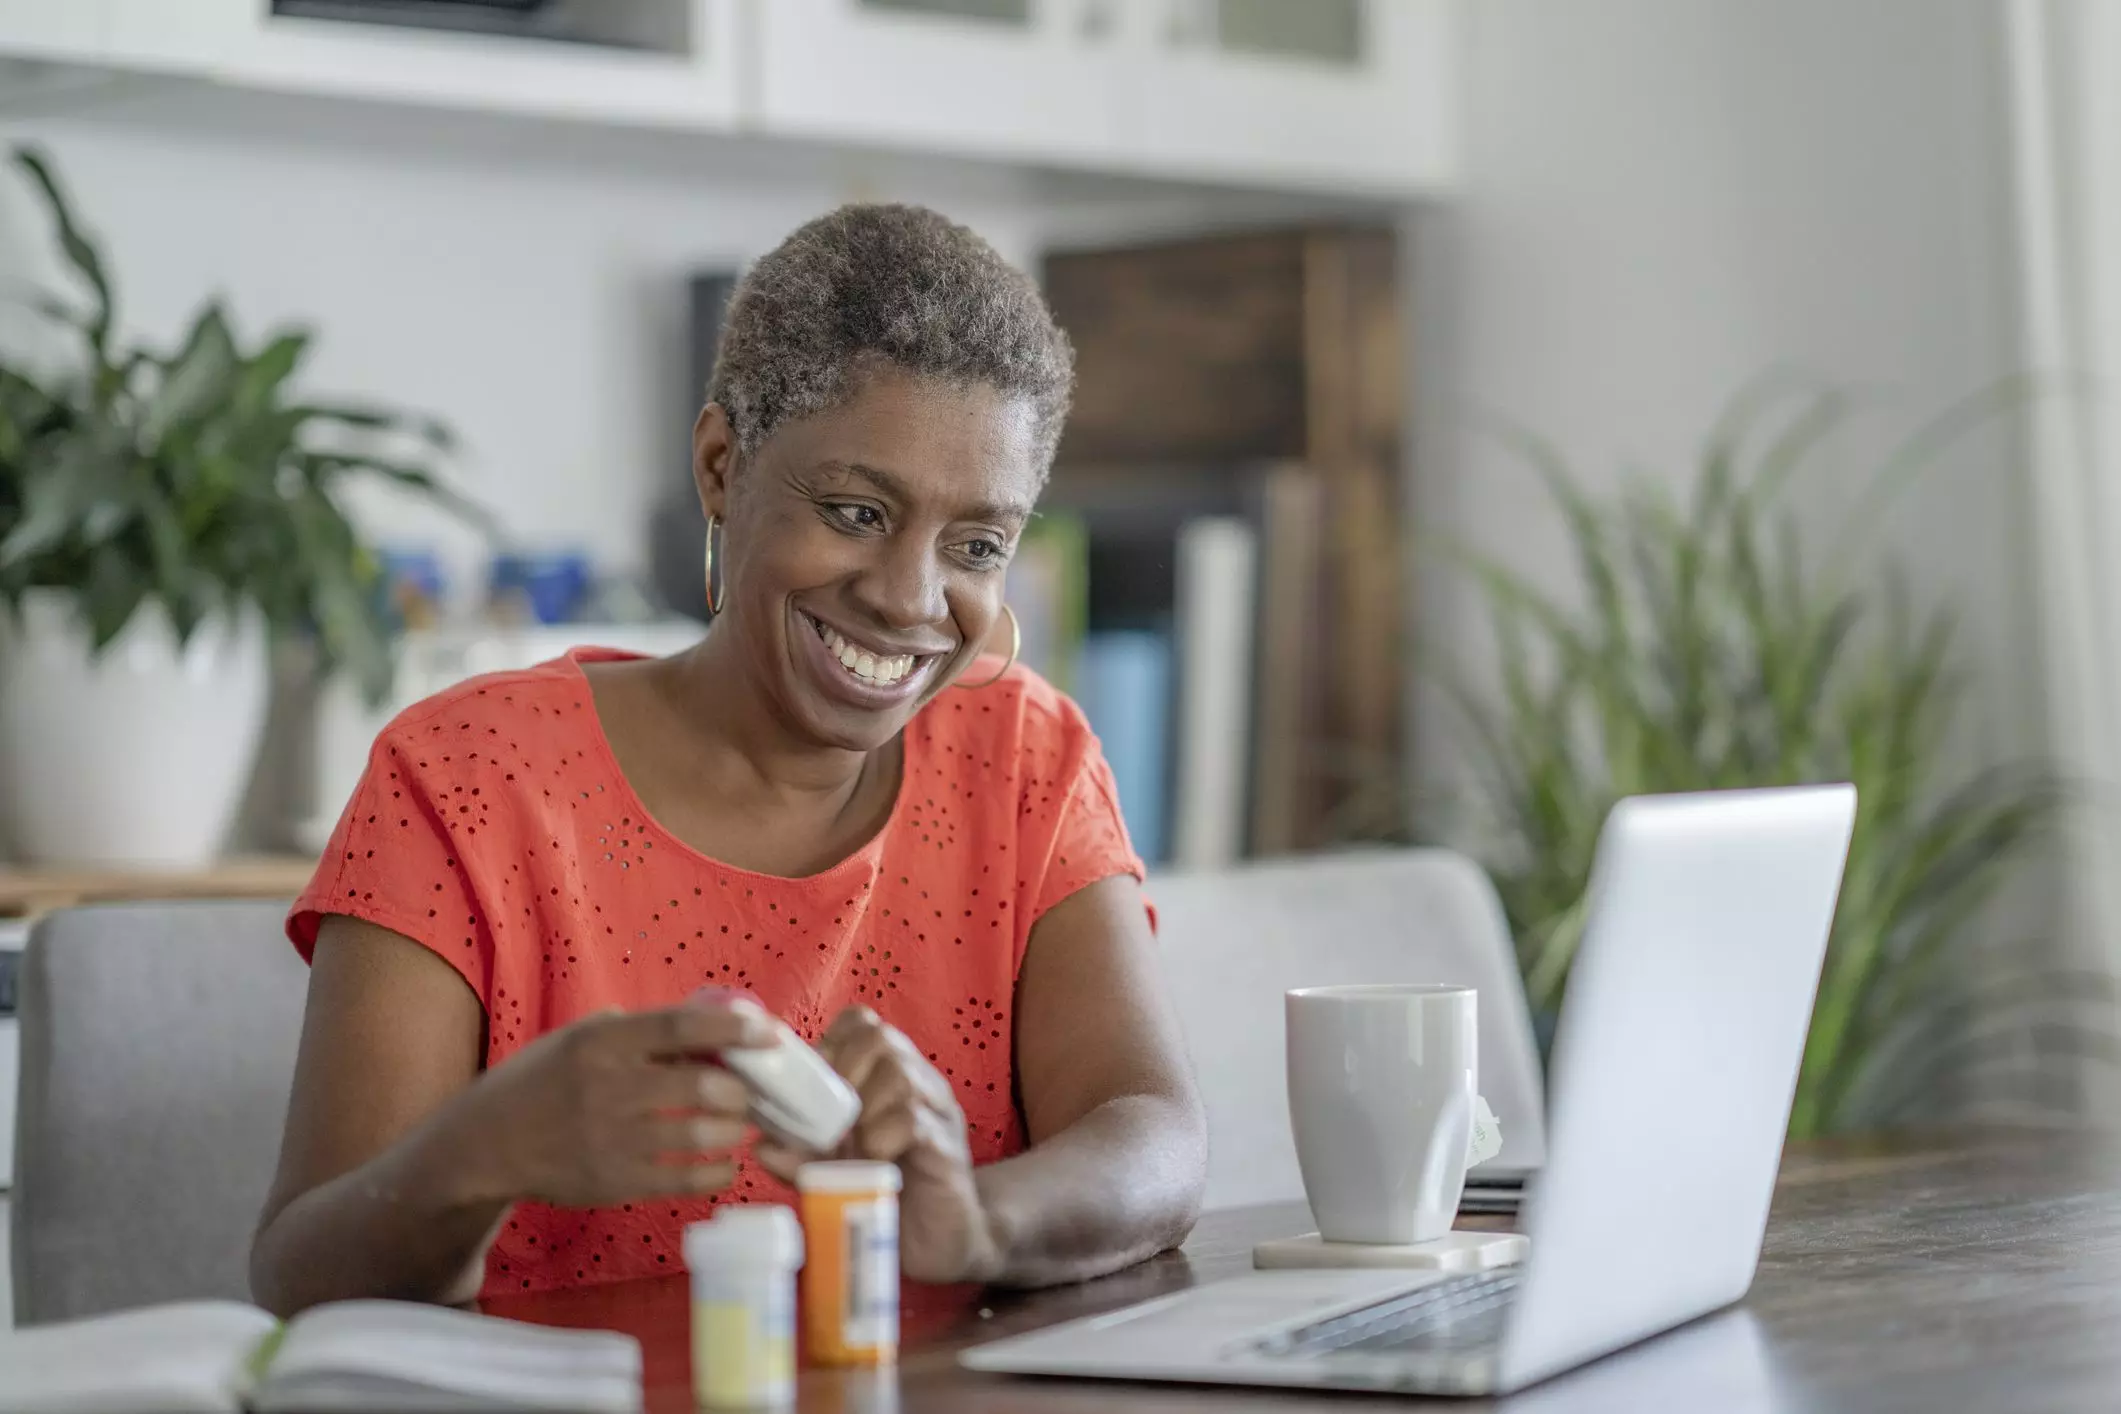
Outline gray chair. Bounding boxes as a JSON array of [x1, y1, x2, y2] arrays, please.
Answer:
[[11, 899, 307, 1325], [1150, 849, 1545, 1210]]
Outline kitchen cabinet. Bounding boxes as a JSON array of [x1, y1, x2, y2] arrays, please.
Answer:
[[0, 1, 104, 66], [747, 0, 1128, 167], [97, 0, 742, 129], [0, 0, 1458, 198], [749, 0, 1456, 193], [1117, 0, 1458, 193]]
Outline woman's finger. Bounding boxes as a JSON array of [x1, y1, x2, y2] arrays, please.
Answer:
[[851, 1099, 920, 1162], [912, 1098, 973, 1165], [635, 1000, 781, 1060], [820, 1005, 881, 1053], [881, 1027, 960, 1112], [753, 1141, 805, 1184], [826, 1023, 901, 1095], [851, 1056, 919, 1115], [643, 1113, 750, 1160], [667, 1158, 742, 1197], [629, 1062, 754, 1119], [590, 1153, 740, 1203]]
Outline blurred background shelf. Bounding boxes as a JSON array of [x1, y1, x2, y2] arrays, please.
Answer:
[[1028, 225, 1408, 868], [0, 857, 317, 921]]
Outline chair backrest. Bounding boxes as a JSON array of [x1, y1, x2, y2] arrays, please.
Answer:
[[11, 899, 307, 1325], [1149, 849, 1545, 1210]]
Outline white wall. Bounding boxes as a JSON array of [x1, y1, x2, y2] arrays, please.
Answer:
[[0, 95, 1060, 606], [1410, 0, 2042, 806]]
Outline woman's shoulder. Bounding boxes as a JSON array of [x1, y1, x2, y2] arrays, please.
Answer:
[[913, 661, 1108, 810], [373, 654, 596, 755], [918, 661, 1091, 750]]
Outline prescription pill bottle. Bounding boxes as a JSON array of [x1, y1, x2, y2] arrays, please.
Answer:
[[796, 1161, 903, 1367], [685, 1205, 803, 1410]]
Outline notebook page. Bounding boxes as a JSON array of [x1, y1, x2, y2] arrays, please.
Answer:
[[257, 1301, 640, 1414], [0, 1300, 275, 1414]]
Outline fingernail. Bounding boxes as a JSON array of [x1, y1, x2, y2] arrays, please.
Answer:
[[687, 992, 763, 1021]]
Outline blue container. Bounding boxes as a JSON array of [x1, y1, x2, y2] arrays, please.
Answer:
[[490, 551, 592, 625], [1076, 631, 1174, 864], [376, 547, 446, 632]]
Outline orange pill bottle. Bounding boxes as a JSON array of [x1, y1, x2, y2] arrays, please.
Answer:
[[796, 1161, 902, 1367]]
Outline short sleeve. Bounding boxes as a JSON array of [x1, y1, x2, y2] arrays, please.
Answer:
[[287, 717, 494, 1006], [1028, 727, 1149, 928]]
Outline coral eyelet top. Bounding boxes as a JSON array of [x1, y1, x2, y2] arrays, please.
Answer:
[[288, 647, 1144, 1299]]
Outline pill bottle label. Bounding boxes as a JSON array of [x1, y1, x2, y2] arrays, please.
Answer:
[[843, 1198, 900, 1352], [694, 1280, 794, 1410]]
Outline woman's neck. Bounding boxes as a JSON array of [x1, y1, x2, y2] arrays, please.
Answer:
[[575, 635, 901, 878], [669, 632, 872, 809]]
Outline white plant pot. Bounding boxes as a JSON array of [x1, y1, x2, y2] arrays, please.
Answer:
[[0, 593, 270, 869]]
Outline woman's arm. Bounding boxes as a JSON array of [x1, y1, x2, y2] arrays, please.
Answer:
[[252, 915, 771, 1316], [969, 873, 1207, 1286], [250, 916, 508, 1314], [786, 873, 1207, 1288]]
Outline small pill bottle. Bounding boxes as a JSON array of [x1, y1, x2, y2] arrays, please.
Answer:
[[796, 1161, 903, 1367], [685, 1205, 803, 1410]]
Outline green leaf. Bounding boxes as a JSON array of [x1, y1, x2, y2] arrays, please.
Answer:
[[11, 145, 115, 360], [1437, 379, 2084, 1138], [238, 330, 312, 408], [142, 304, 242, 445], [82, 544, 146, 649], [0, 147, 485, 694]]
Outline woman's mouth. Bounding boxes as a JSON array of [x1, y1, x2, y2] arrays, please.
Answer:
[[814, 617, 916, 685], [796, 609, 943, 705]]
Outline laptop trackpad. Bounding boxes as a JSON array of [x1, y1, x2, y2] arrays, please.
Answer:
[[968, 1271, 1445, 1372]]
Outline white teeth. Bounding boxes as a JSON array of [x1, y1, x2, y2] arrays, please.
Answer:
[[811, 616, 916, 688]]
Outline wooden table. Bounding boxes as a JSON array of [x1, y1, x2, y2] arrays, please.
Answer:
[[486, 1129, 2121, 1412]]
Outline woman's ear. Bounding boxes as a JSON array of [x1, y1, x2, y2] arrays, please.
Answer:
[[692, 403, 739, 519]]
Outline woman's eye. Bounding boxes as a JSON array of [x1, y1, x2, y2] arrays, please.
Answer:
[[962, 538, 1007, 565]]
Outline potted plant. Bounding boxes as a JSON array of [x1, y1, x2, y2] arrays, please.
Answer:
[[1432, 379, 2110, 1137], [0, 145, 480, 868]]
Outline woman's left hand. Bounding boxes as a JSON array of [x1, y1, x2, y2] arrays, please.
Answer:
[[756, 1007, 999, 1284]]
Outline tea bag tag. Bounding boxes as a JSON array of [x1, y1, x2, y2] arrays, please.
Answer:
[[1467, 1095, 1503, 1167]]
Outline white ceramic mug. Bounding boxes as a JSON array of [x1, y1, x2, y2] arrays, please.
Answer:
[[1286, 983, 1478, 1245]]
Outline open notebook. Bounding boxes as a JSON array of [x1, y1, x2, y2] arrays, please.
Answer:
[[0, 1299, 642, 1414]]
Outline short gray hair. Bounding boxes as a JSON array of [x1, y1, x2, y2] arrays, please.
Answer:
[[708, 204, 1074, 472]]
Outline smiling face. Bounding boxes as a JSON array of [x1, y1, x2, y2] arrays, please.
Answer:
[[693, 362, 1041, 753]]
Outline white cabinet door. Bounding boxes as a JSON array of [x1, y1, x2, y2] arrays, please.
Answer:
[[103, 0, 253, 70], [0, 0, 106, 64], [1117, 0, 1459, 196], [104, 0, 741, 129], [748, 0, 1125, 167]]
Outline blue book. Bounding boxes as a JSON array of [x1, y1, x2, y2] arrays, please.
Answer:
[[1077, 631, 1174, 865]]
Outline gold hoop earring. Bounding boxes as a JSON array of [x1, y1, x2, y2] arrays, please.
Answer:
[[957, 603, 1019, 690], [703, 515, 723, 617]]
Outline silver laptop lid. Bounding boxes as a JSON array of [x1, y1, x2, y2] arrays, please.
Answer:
[[1498, 785, 1855, 1389]]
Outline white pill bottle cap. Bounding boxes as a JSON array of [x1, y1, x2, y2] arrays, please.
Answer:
[[684, 1204, 804, 1275]]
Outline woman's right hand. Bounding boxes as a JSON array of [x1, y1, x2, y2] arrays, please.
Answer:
[[453, 999, 779, 1208]]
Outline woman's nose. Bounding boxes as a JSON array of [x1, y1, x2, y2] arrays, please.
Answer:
[[860, 540, 949, 630]]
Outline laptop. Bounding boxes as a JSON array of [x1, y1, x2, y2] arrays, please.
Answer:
[[962, 784, 1857, 1397]]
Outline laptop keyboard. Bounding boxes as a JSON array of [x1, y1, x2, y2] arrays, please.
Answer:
[[1256, 1269, 1521, 1359]]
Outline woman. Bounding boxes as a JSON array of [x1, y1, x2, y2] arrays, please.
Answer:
[[250, 205, 1208, 1315]]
